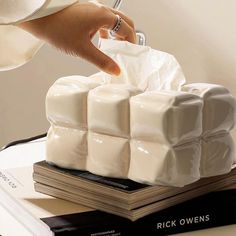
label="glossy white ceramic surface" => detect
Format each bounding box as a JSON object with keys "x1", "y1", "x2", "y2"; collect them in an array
[
  {"x1": 45, "y1": 76, "x2": 236, "y2": 187},
  {"x1": 200, "y1": 133, "x2": 234, "y2": 177},
  {"x1": 181, "y1": 83, "x2": 236, "y2": 136},
  {"x1": 46, "y1": 75, "x2": 102, "y2": 129},
  {"x1": 87, "y1": 132, "x2": 130, "y2": 178},
  {"x1": 128, "y1": 139, "x2": 201, "y2": 187},
  {"x1": 46, "y1": 125, "x2": 87, "y2": 170},
  {"x1": 130, "y1": 90, "x2": 203, "y2": 145},
  {"x1": 88, "y1": 84, "x2": 141, "y2": 138}
]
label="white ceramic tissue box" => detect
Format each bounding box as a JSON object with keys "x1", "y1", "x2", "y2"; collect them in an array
[
  {"x1": 130, "y1": 90, "x2": 203, "y2": 145},
  {"x1": 46, "y1": 76, "x2": 236, "y2": 187},
  {"x1": 200, "y1": 133, "x2": 234, "y2": 177},
  {"x1": 88, "y1": 84, "x2": 141, "y2": 138},
  {"x1": 181, "y1": 83, "x2": 236, "y2": 177},
  {"x1": 87, "y1": 132, "x2": 130, "y2": 178},
  {"x1": 181, "y1": 83, "x2": 236, "y2": 136},
  {"x1": 128, "y1": 140, "x2": 201, "y2": 187},
  {"x1": 46, "y1": 125, "x2": 87, "y2": 170},
  {"x1": 46, "y1": 76, "x2": 102, "y2": 128}
]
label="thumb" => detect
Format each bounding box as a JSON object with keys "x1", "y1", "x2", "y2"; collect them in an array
[{"x1": 80, "y1": 41, "x2": 120, "y2": 76}]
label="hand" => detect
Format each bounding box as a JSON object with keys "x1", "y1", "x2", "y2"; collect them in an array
[{"x1": 17, "y1": 2, "x2": 136, "y2": 76}]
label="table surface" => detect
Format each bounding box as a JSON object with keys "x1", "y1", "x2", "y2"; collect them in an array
[{"x1": 0, "y1": 138, "x2": 236, "y2": 236}]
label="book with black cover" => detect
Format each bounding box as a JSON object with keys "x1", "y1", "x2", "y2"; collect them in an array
[
  {"x1": 41, "y1": 189, "x2": 236, "y2": 236},
  {"x1": 33, "y1": 161, "x2": 236, "y2": 221},
  {"x1": 1, "y1": 164, "x2": 236, "y2": 235}
]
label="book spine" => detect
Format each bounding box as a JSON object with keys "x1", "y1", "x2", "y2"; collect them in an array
[{"x1": 41, "y1": 210, "x2": 132, "y2": 236}]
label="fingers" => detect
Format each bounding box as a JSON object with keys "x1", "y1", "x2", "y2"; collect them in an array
[
  {"x1": 99, "y1": 7, "x2": 136, "y2": 43},
  {"x1": 111, "y1": 15, "x2": 136, "y2": 43},
  {"x1": 79, "y1": 40, "x2": 121, "y2": 76},
  {"x1": 110, "y1": 8, "x2": 135, "y2": 31},
  {"x1": 99, "y1": 28, "x2": 109, "y2": 39}
]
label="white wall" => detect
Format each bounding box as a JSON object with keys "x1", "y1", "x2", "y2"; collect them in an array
[
  {"x1": 0, "y1": 45, "x2": 96, "y2": 146},
  {"x1": 0, "y1": 0, "x2": 236, "y2": 147}
]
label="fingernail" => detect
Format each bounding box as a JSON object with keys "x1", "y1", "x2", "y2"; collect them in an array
[
  {"x1": 107, "y1": 63, "x2": 121, "y2": 76},
  {"x1": 113, "y1": 65, "x2": 121, "y2": 76}
]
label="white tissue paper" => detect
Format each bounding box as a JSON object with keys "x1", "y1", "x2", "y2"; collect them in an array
[
  {"x1": 46, "y1": 39, "x2": 235, "y2": 187},
  {"x1": 90, "y1": 39, "x2": 186, "y2": 91}
]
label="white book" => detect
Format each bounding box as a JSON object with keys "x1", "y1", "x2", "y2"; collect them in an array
[{"x1": 0, "y1": 165, "x2": 94, "y2": 236}]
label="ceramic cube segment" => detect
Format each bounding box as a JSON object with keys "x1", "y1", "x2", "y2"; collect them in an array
[
  {"x1": 88, "y1": 84, "x2": 141, "y2": 138},
  {"x1": 200, "y1": 133, "x2": 234, "y2": 177},
  {"x1": 87, "y1": 132, "x2": 130, "y2": 178},
  {"x1": 181, "y1": 83, "x2": 236, "y2": 136},
  {"x1": 128, "y1": 140, "x2": 201, "y2": 187},
  {"x1": 46, "y1": 126, "x2": 87, "y2": 170},
  {"x1": 46, "y1": 76, "x2": 102, "y2": 129},
  {"x1": 130, "y1": 90, "x2": 203, "y2": 145}
]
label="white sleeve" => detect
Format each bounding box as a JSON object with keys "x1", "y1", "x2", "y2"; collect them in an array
[{"x1": 0, "y1": 0, "x2": 78, "y2": 71}]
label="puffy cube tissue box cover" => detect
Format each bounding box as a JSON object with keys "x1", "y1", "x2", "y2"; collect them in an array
[{"x1": 45, "y1": 39, "x2": 236, "y2": 187}]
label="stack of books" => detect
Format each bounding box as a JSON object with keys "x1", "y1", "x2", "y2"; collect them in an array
[
  {"x1": 1, "y1": 160, "x2": 236, "y2": 236},
  {"x1": 33, "y1": 161, "x2": 236, "y2": 221}
]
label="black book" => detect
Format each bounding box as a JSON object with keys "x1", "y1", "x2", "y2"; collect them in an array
[{"x1": 42, "y1": 189, "x2": 236, "y2": 235}]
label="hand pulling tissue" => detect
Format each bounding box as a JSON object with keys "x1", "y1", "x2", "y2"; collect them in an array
[{"x1": 45, "y1": 39, "x2": 236, "y2": 187}]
